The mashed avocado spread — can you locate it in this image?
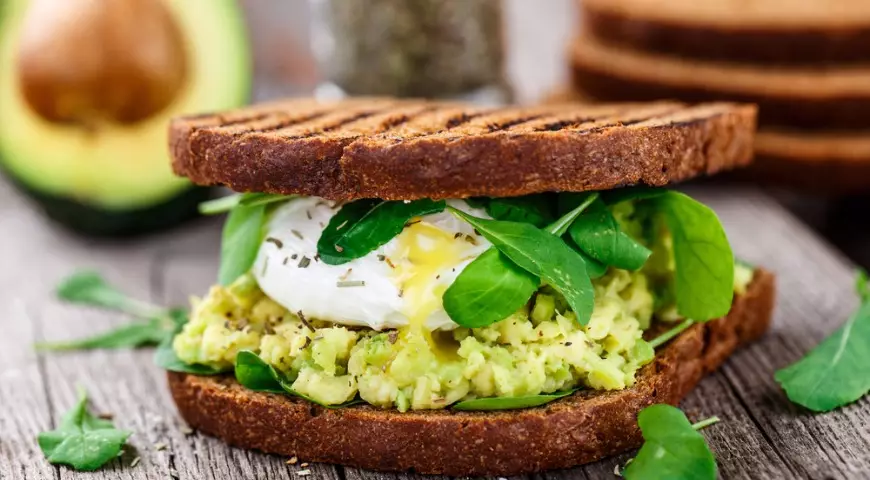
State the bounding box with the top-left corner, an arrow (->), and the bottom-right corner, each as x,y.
173,197 -> 754,411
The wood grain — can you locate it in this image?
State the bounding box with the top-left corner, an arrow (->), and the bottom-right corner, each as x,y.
2,178 -> 869,479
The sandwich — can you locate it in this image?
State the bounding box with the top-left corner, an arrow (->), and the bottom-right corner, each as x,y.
162,97 -> 773,476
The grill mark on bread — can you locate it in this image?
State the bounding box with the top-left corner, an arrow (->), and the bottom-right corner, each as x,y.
169,98 -> 757,200
266,101 -> 402,139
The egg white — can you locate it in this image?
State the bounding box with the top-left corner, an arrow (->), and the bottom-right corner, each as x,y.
253,197 -> 492,331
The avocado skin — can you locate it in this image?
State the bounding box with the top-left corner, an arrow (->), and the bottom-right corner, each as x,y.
11,176 -> 212,237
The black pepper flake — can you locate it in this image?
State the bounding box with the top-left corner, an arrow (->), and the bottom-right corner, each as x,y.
306,210 -> 312,220
405,219 -> 421,227
314,254 -> 321,262
565,342 -> 573,346
377,254 -> 386,262
291,254 -> 299,260
435,274 -> 441,280
464,234 -> 478,245
298,256 -> 311,268
297,311 -> 314,331
283,257 -> 289,265
291,230 -> 304,240
454,232 -> 463,239
265,237 -> 284,249
388,331 -> 398,344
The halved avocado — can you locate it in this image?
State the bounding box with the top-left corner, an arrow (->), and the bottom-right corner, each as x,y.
0,0 -> 250,236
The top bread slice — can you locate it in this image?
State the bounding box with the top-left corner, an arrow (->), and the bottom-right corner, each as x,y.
581,0 -> 870,64
170,98 -> 756,201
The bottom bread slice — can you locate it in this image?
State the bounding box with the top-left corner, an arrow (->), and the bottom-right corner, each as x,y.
168,269 -> 775,476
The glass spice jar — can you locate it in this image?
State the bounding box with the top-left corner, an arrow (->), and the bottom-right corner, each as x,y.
309,0 -> 512,103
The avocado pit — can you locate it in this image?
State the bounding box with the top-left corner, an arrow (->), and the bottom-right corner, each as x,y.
15,0 -> 188,126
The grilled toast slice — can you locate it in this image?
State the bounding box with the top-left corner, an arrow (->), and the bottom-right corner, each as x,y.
169,98 -> 756,201
168,270 -> 774,476
581,0 -> 870,64
570,35 -> 870,130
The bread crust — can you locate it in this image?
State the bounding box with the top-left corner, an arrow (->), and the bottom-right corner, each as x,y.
583,7 -> 870,65
169,99 -> 756,201
569,37 -> 870,130
167,270 -> 775,476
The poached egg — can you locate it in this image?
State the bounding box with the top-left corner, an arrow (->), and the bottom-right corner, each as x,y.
253,197 -> 492,331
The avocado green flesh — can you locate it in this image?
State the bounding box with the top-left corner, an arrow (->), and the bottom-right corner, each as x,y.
174,270 -> 659,411
0,0 -> 250,212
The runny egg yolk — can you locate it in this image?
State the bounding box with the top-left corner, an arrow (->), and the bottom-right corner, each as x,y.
391,220 -> 474,360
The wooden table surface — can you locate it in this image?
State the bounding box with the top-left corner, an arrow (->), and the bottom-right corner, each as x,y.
1,180 -> 869,480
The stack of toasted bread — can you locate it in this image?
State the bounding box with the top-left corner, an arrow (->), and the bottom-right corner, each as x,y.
563,0 -> 870,192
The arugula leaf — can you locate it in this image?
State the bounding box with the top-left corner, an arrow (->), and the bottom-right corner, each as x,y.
317,199 -> 446,265
601,187 -> 667,206
235,351 -> 362,408
442,249 -> 539,328
775,273 -> 870,412
199,192 -> 292,215
235,350 -> 292,394
449,208 -> 594,325
153,310 -> 227,375
218,203 -> 267,285
37,387 -> 131,471
56,271 -> 164,318
481,195 -> 555,227
35,317 -> 172,351
623,404 -> 717,480
444,195 -> 598,327
657,192 -> 734,321
452,389 -> 577,411
568,198 -> 651,271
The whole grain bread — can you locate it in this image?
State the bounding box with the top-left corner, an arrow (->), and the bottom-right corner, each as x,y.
168,270 -> 774,477
581,0 -> 870,64
169,98 -> 756,201
750,130 -> 870,193
570,35 -> 870,130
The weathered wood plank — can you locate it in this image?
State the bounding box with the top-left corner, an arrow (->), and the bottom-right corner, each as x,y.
700,188 -> 870,479
0,185 -> 56,480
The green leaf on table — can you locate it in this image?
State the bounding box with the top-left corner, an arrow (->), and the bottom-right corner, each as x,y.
449,207 -> 594,325
37,387 -> 131,471
452,389 -> 577,411
153,310 -> 227,375
218,203 -> 267,285
568,198 -> 651,271
623,404 -> 717,480
35,317 -> 173,351
657,192 -> 734,321
235,351 -> 362,408
199,192 -> 293,215
317,199 -> 446,265
775,272 -> 870,412
56,271 -> 164,318
480,195 -> 555,227
442,248 -> 539,328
